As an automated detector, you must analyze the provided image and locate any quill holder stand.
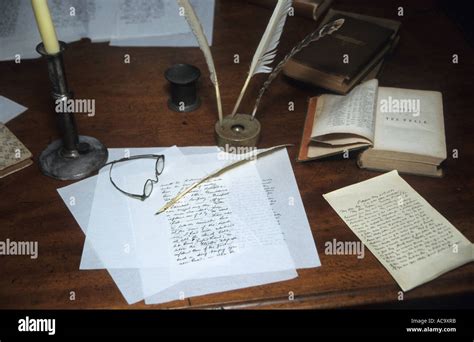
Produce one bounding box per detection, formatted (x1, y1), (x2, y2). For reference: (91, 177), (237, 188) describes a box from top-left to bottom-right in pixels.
(215, 114), (261, 148)
(37, 42), (108, 181)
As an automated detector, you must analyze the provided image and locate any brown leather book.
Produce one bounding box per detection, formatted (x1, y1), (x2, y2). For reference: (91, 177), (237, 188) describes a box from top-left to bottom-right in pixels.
(295, 16), (394, 79)
(284, 9), (401, 94)
(247, 0), (333, 21)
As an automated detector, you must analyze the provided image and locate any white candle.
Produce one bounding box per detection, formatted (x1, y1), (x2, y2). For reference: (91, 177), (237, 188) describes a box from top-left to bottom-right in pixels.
(31, 0), (60, 54)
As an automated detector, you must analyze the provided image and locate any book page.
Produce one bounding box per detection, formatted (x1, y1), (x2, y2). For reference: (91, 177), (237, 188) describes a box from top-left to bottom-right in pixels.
(311, 79), (378, 144)
(373, 87), (447, 160)
(324, 171), (472, 291)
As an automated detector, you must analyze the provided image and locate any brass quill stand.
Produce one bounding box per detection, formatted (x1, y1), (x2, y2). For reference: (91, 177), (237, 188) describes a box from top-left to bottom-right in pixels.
(215, 114), (261, 148)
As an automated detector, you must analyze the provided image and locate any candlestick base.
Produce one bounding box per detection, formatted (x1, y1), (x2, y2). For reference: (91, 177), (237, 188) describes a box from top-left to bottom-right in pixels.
(215, 114), (261, 149)
(39, 136), (108, 181)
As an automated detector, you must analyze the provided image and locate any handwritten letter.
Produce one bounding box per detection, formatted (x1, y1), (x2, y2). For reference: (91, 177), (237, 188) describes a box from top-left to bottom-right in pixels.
(161, 178), (238, 265)
(324, 171), (472, 291)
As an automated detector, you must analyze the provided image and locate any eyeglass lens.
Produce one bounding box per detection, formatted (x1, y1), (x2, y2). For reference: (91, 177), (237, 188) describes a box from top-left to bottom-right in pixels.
(144, 179), (154, 197)
(156, 156), (165, 175)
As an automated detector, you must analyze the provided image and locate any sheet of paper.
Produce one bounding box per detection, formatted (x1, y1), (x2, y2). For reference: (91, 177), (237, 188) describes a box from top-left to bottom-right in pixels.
(58, 147), (318, 304)
(185, 148), (320, 268)
(86, 0), (119, 43)
(112, 0), (188, 40)
(0, 0), (95, 60)
(58, 147), (216, 304)
(323, 170), (473, 291)
(0, 0), (43, 61)
(0, 0), (214, 61)
(0, 96), (27, 123)
(311, 79), (378, 143)
(144, 270), (297, 305)
(164, 162), (296, 280)
(251, 148), (320, 268)
(145, 148), (319, 304)
(124, 152), (296, 297)
(59, 148), (292, 303)
(109, 0), (214, 47)
(129, 148), (316, 302)
(48, 0), (91, 42)
(81, 146), (184, 269)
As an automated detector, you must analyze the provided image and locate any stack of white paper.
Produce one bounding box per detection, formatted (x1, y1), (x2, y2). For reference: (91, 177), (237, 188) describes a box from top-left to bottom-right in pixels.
(58, 146), (320, 305)
(0, 0), (214, 61)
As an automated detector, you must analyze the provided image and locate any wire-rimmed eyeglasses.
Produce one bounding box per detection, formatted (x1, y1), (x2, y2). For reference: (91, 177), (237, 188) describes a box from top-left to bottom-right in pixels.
(101, 154), (165, 201)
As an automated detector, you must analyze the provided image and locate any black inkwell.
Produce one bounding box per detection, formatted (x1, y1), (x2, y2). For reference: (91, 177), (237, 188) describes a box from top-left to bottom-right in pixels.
(165, 63), (201, 112)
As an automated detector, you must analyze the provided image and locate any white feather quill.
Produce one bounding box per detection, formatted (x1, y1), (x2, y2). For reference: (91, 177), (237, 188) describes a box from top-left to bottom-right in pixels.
(231, 0), (293, 116)
(177, 0), (223, 124)
(251, 18), (345, 118)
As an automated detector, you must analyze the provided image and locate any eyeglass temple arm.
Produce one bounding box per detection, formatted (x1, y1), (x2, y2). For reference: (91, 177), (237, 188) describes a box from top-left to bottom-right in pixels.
(102, 154), (164, 167)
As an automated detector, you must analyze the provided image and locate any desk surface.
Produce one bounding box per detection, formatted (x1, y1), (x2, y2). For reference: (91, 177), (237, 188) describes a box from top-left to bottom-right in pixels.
(0, 0), (472, 309)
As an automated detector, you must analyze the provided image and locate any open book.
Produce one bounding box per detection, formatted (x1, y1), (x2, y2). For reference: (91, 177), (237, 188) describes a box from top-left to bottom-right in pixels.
(298, 79), (447, 177)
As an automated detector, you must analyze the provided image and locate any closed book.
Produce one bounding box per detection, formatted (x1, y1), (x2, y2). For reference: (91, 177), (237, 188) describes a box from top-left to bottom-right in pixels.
(0, 123), (33, 178)
(284, 9), (401, 94)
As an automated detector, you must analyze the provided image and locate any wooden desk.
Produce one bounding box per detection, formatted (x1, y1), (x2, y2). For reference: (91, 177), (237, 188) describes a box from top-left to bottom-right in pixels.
(0, 0), (472, 309)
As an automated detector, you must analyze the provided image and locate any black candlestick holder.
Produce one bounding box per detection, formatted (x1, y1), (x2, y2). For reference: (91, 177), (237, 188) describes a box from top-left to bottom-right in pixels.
(36, 42), (108, 180)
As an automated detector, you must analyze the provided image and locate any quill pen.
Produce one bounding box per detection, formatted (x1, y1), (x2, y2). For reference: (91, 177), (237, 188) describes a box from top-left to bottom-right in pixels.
(231, 0), (293, 116)
(251, 18), (345, 118)
(155, 144), (292, 215)
(177, 0), (223, 124)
